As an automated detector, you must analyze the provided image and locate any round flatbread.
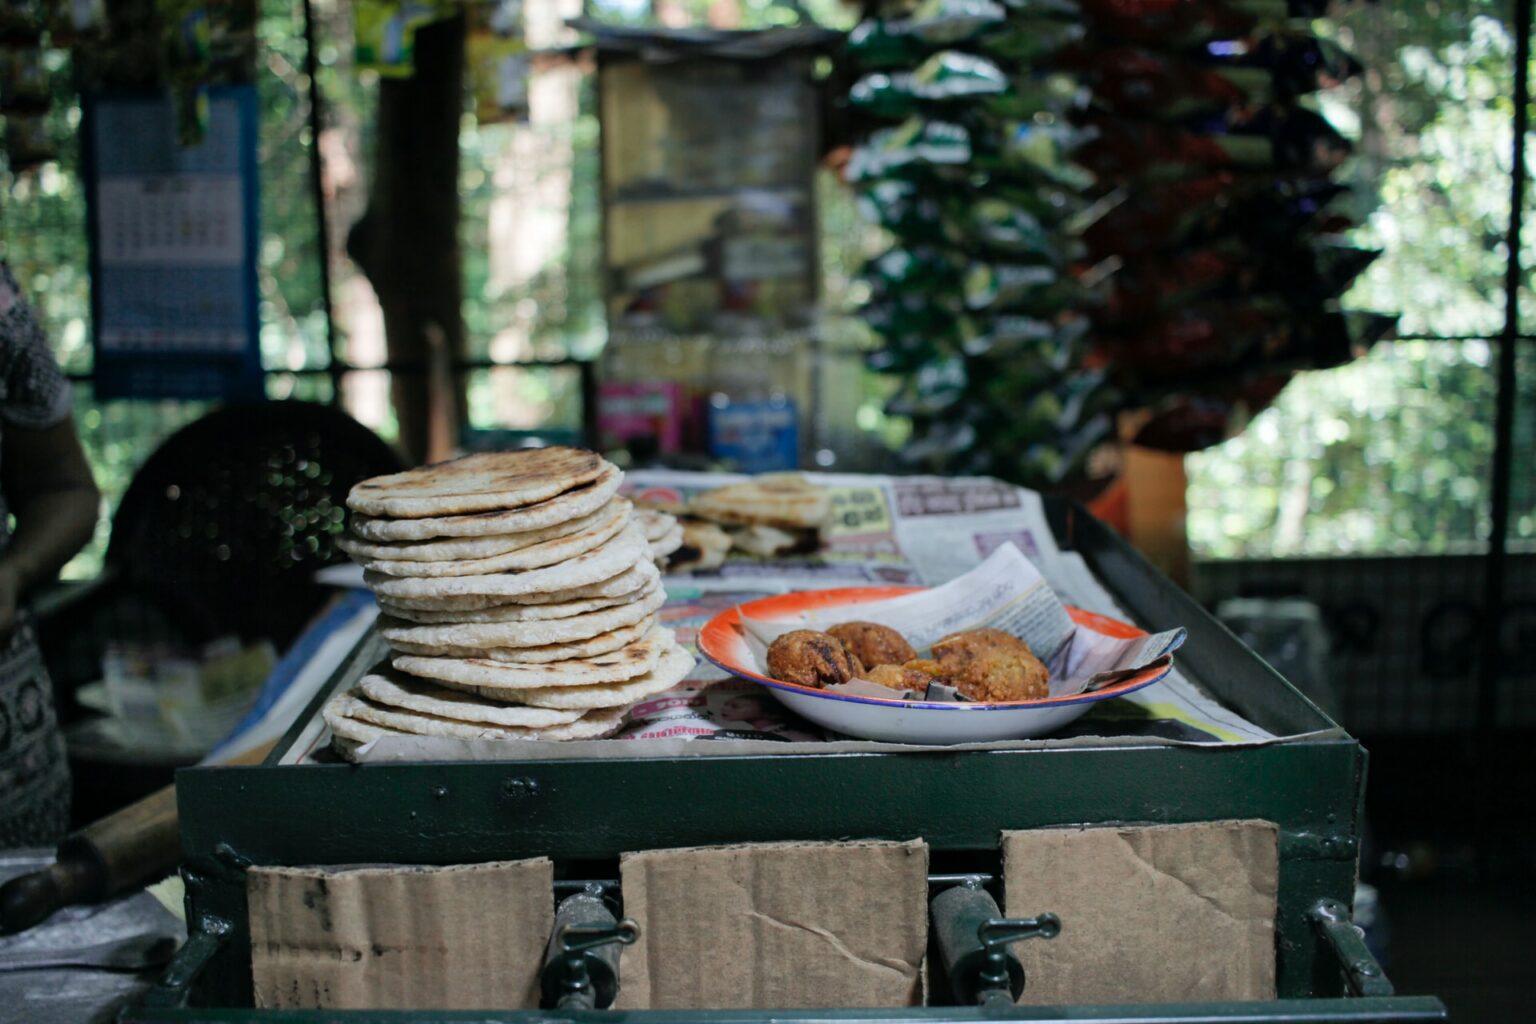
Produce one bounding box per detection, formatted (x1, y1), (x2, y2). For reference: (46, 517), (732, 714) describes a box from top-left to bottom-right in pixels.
(365, 525), (648, 600)
(377, 579), (659, 624)
(374, 560), (660, 613)
(324, 695), (406, 744)
(649, 523), (684, 562)
(341, 497), (626, 562)
(636, 508), (676, 542)
(356, 499), (630, 578)
(347, 447), (608, 518)
(338, 691), (624, 740)
(358, 671), (585, 726)
(687, 474), (830, 530)
(386, 615), (656, 662)
(392, 627), (672, 690)
(378, 586), (666, 650)
(350, 465), (623, 541)
(511, 645), (695, 710)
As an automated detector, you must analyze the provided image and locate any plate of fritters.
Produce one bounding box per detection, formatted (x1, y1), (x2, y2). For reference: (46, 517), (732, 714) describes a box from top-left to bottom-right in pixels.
(697, 587), (1173, 743)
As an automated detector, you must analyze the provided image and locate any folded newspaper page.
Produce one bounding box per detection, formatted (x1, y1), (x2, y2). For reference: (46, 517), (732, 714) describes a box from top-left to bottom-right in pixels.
(735, 544), (1185, 700)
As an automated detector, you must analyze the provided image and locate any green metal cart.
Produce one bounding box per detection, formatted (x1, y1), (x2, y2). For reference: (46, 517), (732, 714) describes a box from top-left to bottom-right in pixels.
(127, 501), (1447, 1023)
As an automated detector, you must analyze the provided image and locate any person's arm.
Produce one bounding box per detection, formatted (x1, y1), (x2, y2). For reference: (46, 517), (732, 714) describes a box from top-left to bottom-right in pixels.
(0, 417), (99, 636)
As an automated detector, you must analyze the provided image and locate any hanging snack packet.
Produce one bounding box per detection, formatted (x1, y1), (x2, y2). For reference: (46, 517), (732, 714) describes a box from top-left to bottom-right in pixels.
(973, 119), (1097, 190)
(1209, 31), (1363, 97)
(845, 117), (971, 181)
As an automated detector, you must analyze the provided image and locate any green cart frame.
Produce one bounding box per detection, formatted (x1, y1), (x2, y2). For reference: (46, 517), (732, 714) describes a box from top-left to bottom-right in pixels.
(127, 502), (1447, 1023)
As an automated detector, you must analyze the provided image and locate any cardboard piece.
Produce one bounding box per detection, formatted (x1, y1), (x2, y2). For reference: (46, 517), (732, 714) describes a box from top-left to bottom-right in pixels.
(1002, 821), (1278, 1005)
(248, 858), (553, 1009)
(618, 840), (929, 1009)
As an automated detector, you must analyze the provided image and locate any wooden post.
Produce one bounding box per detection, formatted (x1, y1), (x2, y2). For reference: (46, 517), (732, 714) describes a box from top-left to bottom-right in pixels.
(346, 15), (468, 465)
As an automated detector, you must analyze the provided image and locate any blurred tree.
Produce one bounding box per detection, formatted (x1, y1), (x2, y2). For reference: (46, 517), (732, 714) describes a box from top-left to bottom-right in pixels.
(1186, 0), (1536, 558)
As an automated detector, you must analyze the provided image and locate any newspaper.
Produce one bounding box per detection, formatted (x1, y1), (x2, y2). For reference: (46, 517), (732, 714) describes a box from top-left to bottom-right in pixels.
(286, 471), (1303, 764)
(735, 544), (1185, 699)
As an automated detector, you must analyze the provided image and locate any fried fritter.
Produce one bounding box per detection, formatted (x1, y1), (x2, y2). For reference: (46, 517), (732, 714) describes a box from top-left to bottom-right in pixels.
(930, 627), (1049, 702)
(828, 621), (918, 669)
(766, 629), (863, 689)
(864, 663), (939, 693)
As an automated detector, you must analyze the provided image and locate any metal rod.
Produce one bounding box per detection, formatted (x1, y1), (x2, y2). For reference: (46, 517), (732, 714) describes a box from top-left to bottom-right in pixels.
(301, 0), (343, 407)
(1477, 0), (1531, 753)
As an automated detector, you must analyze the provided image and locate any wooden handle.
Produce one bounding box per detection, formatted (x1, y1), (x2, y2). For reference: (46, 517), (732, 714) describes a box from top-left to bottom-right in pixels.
(66, 783), (182, 897)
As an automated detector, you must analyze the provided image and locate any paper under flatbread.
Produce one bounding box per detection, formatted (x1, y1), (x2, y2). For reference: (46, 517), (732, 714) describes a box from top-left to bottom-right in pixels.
(332, 691), (625, 741)
(686, 474), (831, 530)
(347, 447), (608, 518)
(364, 526), (649, 600)
(378, 587), (666, 650)
(340, 497), (625, 562)
(349, 464), (623, 541)
(392, 628), (672, 690)
(386, 615), (656, 662)
(376, 561), (660, 612)
(377, 580), (658, 624)
(355, 500), (630, 578)
(358, 671), (586, 726)
(504, 645), (695, 710)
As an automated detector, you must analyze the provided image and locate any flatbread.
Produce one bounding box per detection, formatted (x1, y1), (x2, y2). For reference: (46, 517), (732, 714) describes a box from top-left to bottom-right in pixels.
(392, 627), (672, 690)
(378, 586), (666, 650)
(324, 697), (406, 745)
(378, 580), (658, 624)
(356, 499), (630, 577)
(687, 474), (831, 530)
(358, 671), (585, 726)
(387, 615), (656, 662)
(649, 523), (684, 561)
(668, 518), (733, 572)
(338, 691), (625, 740)
(339, 497), (626, 562)
(636, 508), (676, 542)
(349, 464), (623, 541)
(375, 561), (660, 612)
(365, 525), (648, 600)
(347, 447), (608, 518)
(508, 645), (695, 709)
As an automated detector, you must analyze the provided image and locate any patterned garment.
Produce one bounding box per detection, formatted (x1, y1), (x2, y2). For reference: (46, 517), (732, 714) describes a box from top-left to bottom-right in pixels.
(0, 261), (73, 847)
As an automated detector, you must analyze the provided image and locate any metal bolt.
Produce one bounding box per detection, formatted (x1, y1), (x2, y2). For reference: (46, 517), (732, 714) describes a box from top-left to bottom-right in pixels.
(1352, 960), (1382, 978)
(432, 786), (448, 799)
(503, 777), (539, 798)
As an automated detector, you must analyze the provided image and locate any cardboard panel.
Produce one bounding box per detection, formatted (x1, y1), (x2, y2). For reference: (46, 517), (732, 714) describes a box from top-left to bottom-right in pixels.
(1003, 821), (1278, 1005)
(248, 858), (553, 1009)
(618, 840), (929, 1009)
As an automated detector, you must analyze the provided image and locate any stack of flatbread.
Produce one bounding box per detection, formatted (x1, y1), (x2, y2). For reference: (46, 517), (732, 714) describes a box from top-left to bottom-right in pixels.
(320, 448), (694, 759)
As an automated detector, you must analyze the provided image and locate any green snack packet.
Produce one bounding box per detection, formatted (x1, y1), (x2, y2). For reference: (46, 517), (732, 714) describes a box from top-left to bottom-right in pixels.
(846, 118), (971, 181)
(963, 261), (1059, 311)
(974, 119), (1097, 190)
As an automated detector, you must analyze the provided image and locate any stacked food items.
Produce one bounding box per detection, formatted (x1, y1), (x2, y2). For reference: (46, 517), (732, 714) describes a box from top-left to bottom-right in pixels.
(322, 448), (692, 758)
(845, 0), (1114, 487)
(1064, 0), (1395, 452)
(768, 622), (1049, 702)
(844, 0), (1395, 477)
(639, 474), (832, 571)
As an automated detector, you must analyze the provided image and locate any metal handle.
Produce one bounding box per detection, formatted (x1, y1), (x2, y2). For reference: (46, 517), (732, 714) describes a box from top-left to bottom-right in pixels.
(931, 879), (1060, 1005)
(541, 891), (640, 1010)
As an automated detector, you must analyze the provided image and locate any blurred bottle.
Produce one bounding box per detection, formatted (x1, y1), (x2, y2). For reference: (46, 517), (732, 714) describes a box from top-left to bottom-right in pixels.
(705, 295), (801, 472)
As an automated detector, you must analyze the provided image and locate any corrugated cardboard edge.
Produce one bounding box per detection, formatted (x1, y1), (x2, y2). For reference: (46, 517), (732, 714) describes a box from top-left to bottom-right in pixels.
(1002, 821), (1278, 1005)
(618, 839), (929, 1010)
(249, 858), (553, 1010)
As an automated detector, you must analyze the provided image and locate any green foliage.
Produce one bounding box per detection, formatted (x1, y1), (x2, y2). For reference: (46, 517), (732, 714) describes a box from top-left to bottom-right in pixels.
(1187, 0), (1534, 558)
